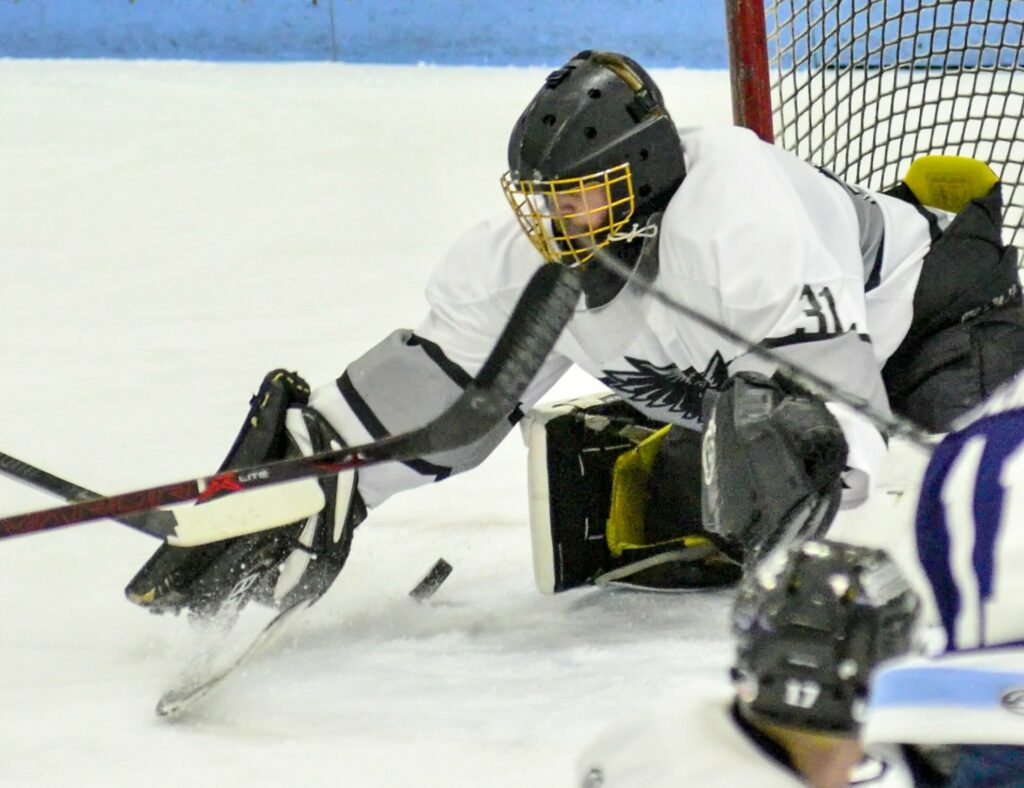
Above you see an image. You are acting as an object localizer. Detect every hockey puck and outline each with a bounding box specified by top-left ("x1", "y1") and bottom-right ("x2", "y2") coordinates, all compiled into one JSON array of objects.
[{"x1": 409, "y1": 558, "x2": 453, "y2": 602}]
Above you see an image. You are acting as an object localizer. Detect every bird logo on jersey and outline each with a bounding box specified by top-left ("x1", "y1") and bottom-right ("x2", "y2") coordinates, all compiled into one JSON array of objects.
[{"x1": 599, "y1": 352, "x2": 728, "y2": 421}]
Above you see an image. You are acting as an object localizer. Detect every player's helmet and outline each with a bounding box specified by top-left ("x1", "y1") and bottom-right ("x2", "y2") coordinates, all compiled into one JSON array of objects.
[
  {"x1": 502, "y1": 51, "x2": 685, "y2": 267},
  {"x1": 731, "y1": 540, "x2": 920, "y2": 736}
]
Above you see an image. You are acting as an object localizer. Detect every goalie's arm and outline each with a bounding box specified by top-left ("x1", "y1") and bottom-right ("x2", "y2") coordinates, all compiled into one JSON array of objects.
[
  {"x1": 311, "y1": 323, "x2": 572, "y2": 509},
  {"x1": 309, "y1": 217, "x2": 576, "y2": 509}
]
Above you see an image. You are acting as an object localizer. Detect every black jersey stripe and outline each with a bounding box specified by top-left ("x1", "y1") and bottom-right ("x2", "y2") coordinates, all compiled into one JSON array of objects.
[
  {"x1": 336, "y1": 371, "x2": 452, "y2": 481},
  {"x1": 403, "y1": 331, "x2": 524, "y2": 423},
  {"x1": 865, "y1": 232, "x2": 886, "y2": 293},
  {"x1": 914, "y1": 201, "x2": 943, "y2": 243},
  {"x1": 761, "y1": 329, "x2": 872, "y2": 350},
  {"x1": 406, "y1": 332, "x2": 524, "y2": 426},
  {"x1": 405, "y1": 333, "x2": 474, "y2": 388},
  {"x1": 816, "y1": 164, "x2": 888, "y2": 293}
]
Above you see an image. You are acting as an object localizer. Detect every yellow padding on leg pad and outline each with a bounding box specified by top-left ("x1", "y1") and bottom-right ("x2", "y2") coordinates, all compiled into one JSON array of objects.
[
  {"x1": 606, "y1": 425, "x2": 669, "y2": 556},
  {"x1": 902, "y1": 155, "x2": 999, "y2": 214}
]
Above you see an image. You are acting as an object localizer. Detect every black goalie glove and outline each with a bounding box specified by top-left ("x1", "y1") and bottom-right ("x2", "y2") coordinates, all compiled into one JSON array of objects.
[
  {"x1": 125, "y1": 369, "x2": 365, "y2": 618},
  {"x1": 701, "y1": 372, "x2": 848, "y2": 567}
]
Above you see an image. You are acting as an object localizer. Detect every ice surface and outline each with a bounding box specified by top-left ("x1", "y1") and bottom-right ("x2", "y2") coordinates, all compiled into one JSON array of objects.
[{"x1": 0, "y1": 61, "x2": 735, "y2": 787}]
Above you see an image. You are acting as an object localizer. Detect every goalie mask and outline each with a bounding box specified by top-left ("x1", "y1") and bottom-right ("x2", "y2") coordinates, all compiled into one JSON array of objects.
[
  {"x1": 731, "y1": 540, "x2": 920, "y2": 736},
  {"x1": 502, "y1": 50, "x2": 685, "y2": 267}
]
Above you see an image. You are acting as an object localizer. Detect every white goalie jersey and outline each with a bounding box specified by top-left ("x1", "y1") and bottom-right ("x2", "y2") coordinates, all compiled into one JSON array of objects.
[{"x1": 311, "y1": 126, "x2": 939, "y2": 511}]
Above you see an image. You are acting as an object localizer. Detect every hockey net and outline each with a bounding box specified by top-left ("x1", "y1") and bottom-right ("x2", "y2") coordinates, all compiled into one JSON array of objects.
[{"x1": 727, "y1": 0, "x2": 1024, "y2": 253}]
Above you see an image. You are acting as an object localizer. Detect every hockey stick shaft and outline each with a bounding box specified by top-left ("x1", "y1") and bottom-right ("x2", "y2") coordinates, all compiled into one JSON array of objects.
[
  {"x1": 0, "y1": 264, "x2": 581, "y2": 542},
  {"x1": 0, "y1": 451, "x2": 147, "y2": 529},
  {"x1": 591, "y1": 247, "x2": 935, "y2": 449},
  {"x1": 1, "y1": 450, "x2": 106, "y2": 503},
  {"x1": 0, "y1": 449, "x2": 327, "y2": 546}
]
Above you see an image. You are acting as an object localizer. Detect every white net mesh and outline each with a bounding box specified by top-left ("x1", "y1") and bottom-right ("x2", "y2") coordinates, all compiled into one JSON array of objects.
[{"x1": 764, "y1": 0, "x2": 1024, "y2": 251}]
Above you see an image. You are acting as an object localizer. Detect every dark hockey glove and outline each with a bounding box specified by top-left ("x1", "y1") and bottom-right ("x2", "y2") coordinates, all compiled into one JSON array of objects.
[
  {"x1": 701, "y1": 372, "x2": 848, "y2": 567},
  {"x1": 125, "y1": 369, "x2": 365, "y2": 618}
]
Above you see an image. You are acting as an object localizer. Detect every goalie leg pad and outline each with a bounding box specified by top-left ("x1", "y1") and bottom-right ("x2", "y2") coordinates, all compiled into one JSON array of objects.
[
  {"x1": 603, "y1": 424, "x2": 740, "y2": 590},
  {"x1": 701, "y1": 372, "x2": 848, "y2": 566},
  {"x1": 523, "y1": 394, "x2": 738, "y2": 593},
  {"x1": 644, "y1": 426, "x2": 705, "y2": 544},
  {"x1": 524, "y1": 394, "x2": 654, "y2": 593}
]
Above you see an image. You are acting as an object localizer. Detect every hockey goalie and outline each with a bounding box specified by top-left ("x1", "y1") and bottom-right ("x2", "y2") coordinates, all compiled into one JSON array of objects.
[{"x1": 122, "y1": 50, "x2": 1023, "y2": 640}]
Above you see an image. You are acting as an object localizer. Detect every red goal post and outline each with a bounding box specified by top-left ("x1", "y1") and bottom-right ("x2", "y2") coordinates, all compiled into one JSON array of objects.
[{"x1": 726, "y1": 0, "x2": 1024, "y2": 252}]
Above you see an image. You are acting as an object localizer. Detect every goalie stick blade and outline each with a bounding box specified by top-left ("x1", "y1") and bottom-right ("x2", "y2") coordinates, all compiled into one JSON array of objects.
[
  {"x1": 164, "y1": 479, "x2": 325, "y2": 546},
  {"x1": 0, "y1": 264, "x2": 580, "y2": 542},
  {"x1": 156, "y1": 597, "x2": 314, "y2": 717}
]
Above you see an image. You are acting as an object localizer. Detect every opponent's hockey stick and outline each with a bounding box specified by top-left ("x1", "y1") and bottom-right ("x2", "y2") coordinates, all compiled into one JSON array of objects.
[
  {"x1": 590, "y1": 245, "x2": 936, "y2": 449},
  {"x1": 0, "y1": 450, "x2": 166, "y2": 530},
  {"x1": 0, "y1": 264, "x2": 581, "y2": 544},
  {"x1": 0, "y1": 450, "x2": 327, "y2": 546}
]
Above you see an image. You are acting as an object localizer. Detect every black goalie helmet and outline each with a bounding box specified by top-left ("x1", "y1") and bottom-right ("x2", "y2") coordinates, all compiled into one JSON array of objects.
[
  {"x1": 502, "y1": 50, "x2": 686, "y2": 267},
  {"x1": 731, "y1": 539, "x2": 920, "y2": 736}
]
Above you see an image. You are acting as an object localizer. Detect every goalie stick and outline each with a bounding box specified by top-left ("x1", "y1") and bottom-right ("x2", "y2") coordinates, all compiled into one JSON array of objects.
[
  {"x1": 0, "y1": 264, "x2": 581, "y2": 543},
  {"x1": 157, "y1": 556, "x2": 456, "y2": 717},
  {"x1": 155, "y1": 595, "x2": 315, "y2": 717}
]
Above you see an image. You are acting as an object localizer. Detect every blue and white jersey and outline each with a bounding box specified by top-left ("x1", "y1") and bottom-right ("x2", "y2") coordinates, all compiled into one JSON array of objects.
[
  {"x1": 915, "y1": 406, "x2": 1024, "y2": 653},
  {"x1": 863, "y1": 371, "x2": 1024, "y2": 749}
]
